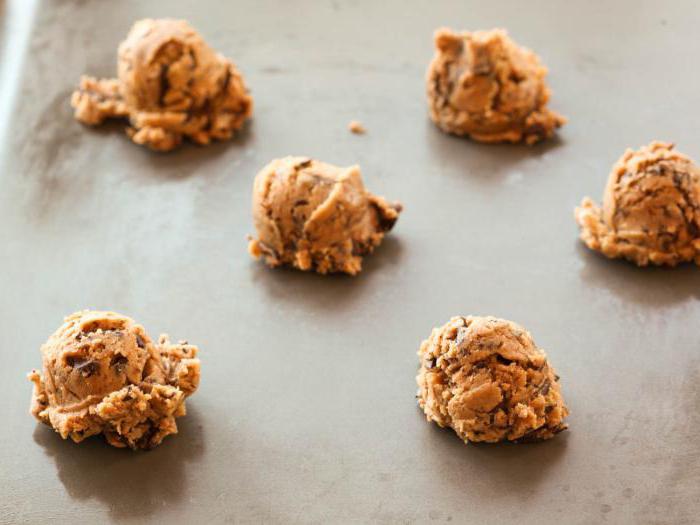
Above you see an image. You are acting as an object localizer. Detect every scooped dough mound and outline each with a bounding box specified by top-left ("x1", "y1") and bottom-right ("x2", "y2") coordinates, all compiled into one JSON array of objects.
[
  {"x1": 248, "y1": 156, "x2": 402, "y2": 275},
  {"x1": 28, "y1": 311, "x2": 200, "y2": 450},
  {"x1": 575, "y1": 141, "x2": 700, "y2": 266},
  {"x1": 426, "y1": 28, "x2": 566, "y2": 145},
  {"x1": 416, "y1": 316, "x2": 568, "y2": 443},
  {"x1": 71, "y1": 18, "x2": 253, "y2": 151}
]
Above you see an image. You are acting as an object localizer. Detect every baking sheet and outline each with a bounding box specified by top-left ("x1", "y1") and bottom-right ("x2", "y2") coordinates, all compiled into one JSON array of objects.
[{"x1": 1, "y1": 1, "x2": 699, "y2": 523}]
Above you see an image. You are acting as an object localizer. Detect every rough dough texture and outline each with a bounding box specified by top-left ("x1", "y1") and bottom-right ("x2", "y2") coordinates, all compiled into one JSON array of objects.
[
  {"x1": 426, "y1": 28, "x2": 565, "y2": 145},
  {"x1": 71, "y1": 18, "x2": 253, "y2": 151},
  {"x1": 248, "y1": 156, "x2": 402, "y2": 275},
  {"x1": 417, "y1": 316, "x2": 568, "y2": 443},
  {"x1": 28, "y1": 311, "x2": 200, "y2": 450},
  {"x1": 575, "y1": 141, "x2": 700, "y2": 266}
]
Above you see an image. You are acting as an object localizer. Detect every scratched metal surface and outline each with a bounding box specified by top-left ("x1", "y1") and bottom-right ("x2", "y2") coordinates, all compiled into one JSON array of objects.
[{"x1": 1, "y1": 1, "x2": 699, "y2": 524}]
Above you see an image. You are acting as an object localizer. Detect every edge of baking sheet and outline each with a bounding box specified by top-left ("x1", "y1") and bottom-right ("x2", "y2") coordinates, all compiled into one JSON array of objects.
[{"x1": 0, "y1": 0, "x2": 38, "y2": 163}]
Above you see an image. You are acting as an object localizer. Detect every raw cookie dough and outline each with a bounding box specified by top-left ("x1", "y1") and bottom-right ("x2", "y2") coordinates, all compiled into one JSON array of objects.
[
  {"x1": 426, "y1": 28, "x2": 566, "y2": 145},
  {"x1": 348, "y1": 120, "x2": 366, "y2": 134},
  {"x1": 417, "y1": 316, "x2": 568, "y2": 443},
  {"x1": 575, "y1": 141, "x2": 700, "y2": 266},
  {"x1": 248, "y1": 156, "x2": 402, "y2": 275},
  {"x1": 71, "y1": 18, "x2": 253, "y2": 151},
  {"x1": 28, "y1": 311, "x2": 201, "y2": 450}
]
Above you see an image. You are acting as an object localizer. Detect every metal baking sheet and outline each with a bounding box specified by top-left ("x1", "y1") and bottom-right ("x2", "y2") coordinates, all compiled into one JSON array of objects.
[{"x1": 2, "y1": 1, "x2": 699, "y2": 523}]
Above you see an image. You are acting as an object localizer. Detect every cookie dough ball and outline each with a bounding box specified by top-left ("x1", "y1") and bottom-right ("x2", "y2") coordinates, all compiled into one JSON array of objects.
[
  {"x1": 417, "y1": 316, "x2": 568, "y2": 443},
  {"x1": 426, "y1": 28, "x2": 566, "y2": 145},
  {"x1": 575, "y1": 141, "x2": 700, "y2": 266},
  {"x1": 248, "y1": 156, "x2": 402, "y2": 275},
  {"x1": 71, "y1": 18, "x2": 253, "y2": 151},
  {"x1": 28, "y1": 311, "x2": 201, "y2": 450}
]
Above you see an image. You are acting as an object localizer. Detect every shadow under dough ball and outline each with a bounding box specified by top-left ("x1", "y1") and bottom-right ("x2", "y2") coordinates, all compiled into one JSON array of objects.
[
  {"x1": 417, "y1": 316, "x2": 568, "y2": 443},
  {"x1": 575, "y1": 141, "x2": 700, "y2": 267},
  {"x1": 426, "y1": 28, "x2": 566, "y2": 145},
  {"x1": 248, "y1": 157, "x2": 402, "y2": 275},
  {"x1": 71, "y1": 18, "x2": 253, "y2": 151},
  {"x1": 28, "y1": 311, "x2": 201, "y2": 450}
]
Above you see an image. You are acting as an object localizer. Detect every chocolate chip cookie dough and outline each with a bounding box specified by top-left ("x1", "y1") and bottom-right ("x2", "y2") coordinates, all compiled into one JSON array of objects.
[
  {"x1": 248, "y1": 157, "x2": 402, "y2": 275},
  {"x1": 417, "y1": 316, "x2": 568, "y2": 443},
  {"x1": 426, "y1": 28, "x2": 566, "y2": 145},
  {"x1": 575, "y1": 141, "x2": 700, "y2": 266},
  {"x1": 28, "y1": 311, "x2": 200, "y2": 450},
  {"x1": 71, "y1": 18, "x2": 253, "y2": 151}
]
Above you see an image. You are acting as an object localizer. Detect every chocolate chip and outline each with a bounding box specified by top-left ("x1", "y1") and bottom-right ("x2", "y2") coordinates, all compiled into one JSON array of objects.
[
  {"x1": 426, "y1": 358, "x2": 437, "y2": 369},
  {"x1": 352, "y1": 240, "x2": 371, "y2": 256},
  {"x1": 65, "y1": 355, "x2": 98, "y2": 377},
  {"x1": 552, "y1": 425, "x2": 567, "y2": 435},
  {"x1": 75, "y1": 360, "x2": 99, "y2": 377},
  {"x1": 110, "y1": 354, "x2": 128, "y2": 373},
  {"x1": 136, "y1": 335, "x2": 145, "y2": 349},
  {"x1": 159, "y1": 64, "x2": 171, "y2": 106},
  {"x1": 135, "y1": 424, "x2": 159, "y2": 450},
  {"x1": 526, "y1": 123, "x2": 546, "y2": 140},
  {"x1": 221, "y1": 68, "x2": 232, "y2": 92},
  {"x1": 495, "y1": 354, "x2": 514, "y2": 366},
  {"x1": 509, "y1": 72, "x2": 524, "y2": 84},
  {"x1": 514, "y1": 429, "x2": 543, "y2": 443}
]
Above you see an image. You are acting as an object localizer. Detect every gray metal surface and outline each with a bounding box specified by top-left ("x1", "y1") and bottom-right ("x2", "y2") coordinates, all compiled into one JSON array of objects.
[{"x1": 1, "y1": 1, "x2": 699, "y2": 523}]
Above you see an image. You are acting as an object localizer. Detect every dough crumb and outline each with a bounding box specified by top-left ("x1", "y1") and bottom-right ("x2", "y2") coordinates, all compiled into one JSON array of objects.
[
  {"x1": 426, "y1": 28, "x2": 565, "y2": 145},
  {"x1": 71, "y1": 18, "x2": 253, "y2": 151},
  {"x1": 248, "y1": 156, "x2": 402, "y2": 275},
  {"x1": 348, "y1": 120, "x2": 366, "y2": 134},
  {"x1": 417, "y1": 316, "x2": 568, "y2": 443},
  {"x1": 575, "y1": 141, "x2": 700, "y2": 266},
  {"x1": 28, "y1": 311, "x2": 201, "y2": 450}
]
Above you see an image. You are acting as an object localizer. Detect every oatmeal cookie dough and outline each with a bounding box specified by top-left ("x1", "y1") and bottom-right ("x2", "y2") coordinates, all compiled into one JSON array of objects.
[
  {"x1": 28, "y1": 311, "x2": 200, "y2": 450},
  {"x1": 417, "y1": 316, "x2": 568, "y2": 443},
  {"x1": 248, "y1": 156, "x2": 402, "y2": 275},
  {"x1": 426, "y1": 28, "x2": 566, "y2": 145},
  {"x1": 575, "y1": 141, "x2": 700, "y2": 266},
  {"x1": 71, "y1": 18, "x2": 253, "y2": 151}
]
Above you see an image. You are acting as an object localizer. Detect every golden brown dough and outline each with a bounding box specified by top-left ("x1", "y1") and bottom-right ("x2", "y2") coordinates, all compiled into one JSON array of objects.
[
  {"x1": 417, "y1": 316, "x2": 568, "y2": 443},
  {"x1": 348, "y1": 120, "x2": 366, "y2": 134},
  {"x1": 426, "y1": 28, "x2": 565, "y2": 145},
  {"x1": 248, "y1": 156, "x2": 402, "y2": 275},
  {"x1": 71, "y1": 18, "x2": 253, "y2": 151},
  {"x1": 575, "y1": 141, "x2": 700, "y2": 266},
  {"x1": 28, "y1": 311, "x2": 200, "y2": 450}
]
